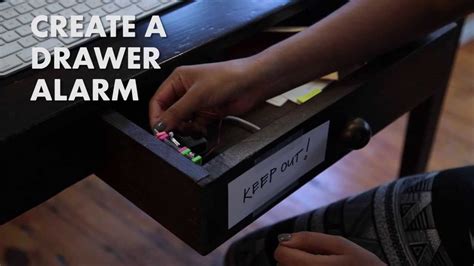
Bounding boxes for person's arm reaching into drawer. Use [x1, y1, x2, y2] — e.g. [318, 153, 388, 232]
[149, 0, 474, 132]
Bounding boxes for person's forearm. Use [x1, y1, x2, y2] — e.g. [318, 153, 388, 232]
[248, 0, 473, 101]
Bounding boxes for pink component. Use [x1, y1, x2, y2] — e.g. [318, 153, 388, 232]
[156, 131, 166, 138]
[178, 147, 188, 153]
[156, 132, 169, 140]
[158, 135, 168, 141]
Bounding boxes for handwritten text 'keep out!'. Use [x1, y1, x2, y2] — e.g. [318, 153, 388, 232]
[241, 138, 312, 204]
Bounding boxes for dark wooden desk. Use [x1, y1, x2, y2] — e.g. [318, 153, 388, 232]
[0, 0, 462, 255]
[0, 0, 325, 220]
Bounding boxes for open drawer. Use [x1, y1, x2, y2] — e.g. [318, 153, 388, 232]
[96, 23, 460, 255]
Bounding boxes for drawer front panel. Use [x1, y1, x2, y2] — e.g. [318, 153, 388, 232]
[227, 121, 330, 229]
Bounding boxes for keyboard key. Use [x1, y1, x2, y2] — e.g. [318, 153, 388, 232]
[10, 0, 26, 5]
[18, 36, 39, 47]
[73, 3, 90, 14]
[17, 48, 33, 62]
[17, 13, 34, 24]
[1, 53, 23, 71]
[89, 8, 107, 16]
[59, 0, 78, 8]
[138, 0, 160, 11]
[0, 42, 22, 57]
[102, 3, 119, 13]
[3, 19, 22, 30]
[16, 25, 32, 37]
[59, 8, 76, 17]
[0, 25, 6, 34]
[0, 54, 22, 72]
[115, 0, 132, 8]
[0, 3, 11, 12]
[14, 3, 33, 14]
[116, 5, 142, 17]
[36, 38, 62, 51]
[85, 0, 102, 9]
[32, 7, 48, 16]
[46, 3, 63, 13]
[1, 31, 21, 42]
[1, 8, 20, 19]
[30, 0, 47, 9]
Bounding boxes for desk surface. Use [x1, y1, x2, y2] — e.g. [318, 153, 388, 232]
[0, 0, 324, 145]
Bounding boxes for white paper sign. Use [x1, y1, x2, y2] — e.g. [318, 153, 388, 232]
[228, 121, 330, 228]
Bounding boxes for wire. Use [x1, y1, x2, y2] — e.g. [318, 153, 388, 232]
[189, 111, 261, 159]
[224, 116, 261, 133]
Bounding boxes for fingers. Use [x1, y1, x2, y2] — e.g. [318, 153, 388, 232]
[149, 67, 204, 131]
[149, 69, 187, 129]
[157, 86, 204, 131]
[149, 61, 251, 132]
[278, 232, 354, 255]
[274, 245, 333, 266]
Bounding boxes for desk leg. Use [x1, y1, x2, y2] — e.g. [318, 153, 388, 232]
[399, 20, 463, 177]
[399, 88, 447, 177]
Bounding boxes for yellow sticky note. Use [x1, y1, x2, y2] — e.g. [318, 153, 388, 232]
[321, 72, 339, 81]
[297, 88, 322, 104]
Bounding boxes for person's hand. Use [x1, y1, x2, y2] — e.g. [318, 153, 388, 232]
[149, 58, 265, 134]
[274, 232, 386, 266]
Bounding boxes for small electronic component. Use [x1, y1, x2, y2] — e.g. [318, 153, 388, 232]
[174, 135, 208, 154]
[152, 115, 259, 164]
[154, 130, 203, 165]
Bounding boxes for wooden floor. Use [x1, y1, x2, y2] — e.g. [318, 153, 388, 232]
[1, 42, 473, 266]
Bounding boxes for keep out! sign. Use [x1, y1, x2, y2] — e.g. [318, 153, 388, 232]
[228, 121, 330, 228]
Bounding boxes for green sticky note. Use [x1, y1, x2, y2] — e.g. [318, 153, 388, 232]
[297, 88, 322, 104]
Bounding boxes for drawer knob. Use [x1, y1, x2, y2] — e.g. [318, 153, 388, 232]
[341, 118, 372, 150]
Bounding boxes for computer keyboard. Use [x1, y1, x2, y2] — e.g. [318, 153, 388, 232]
[0, 0, 181, 77]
